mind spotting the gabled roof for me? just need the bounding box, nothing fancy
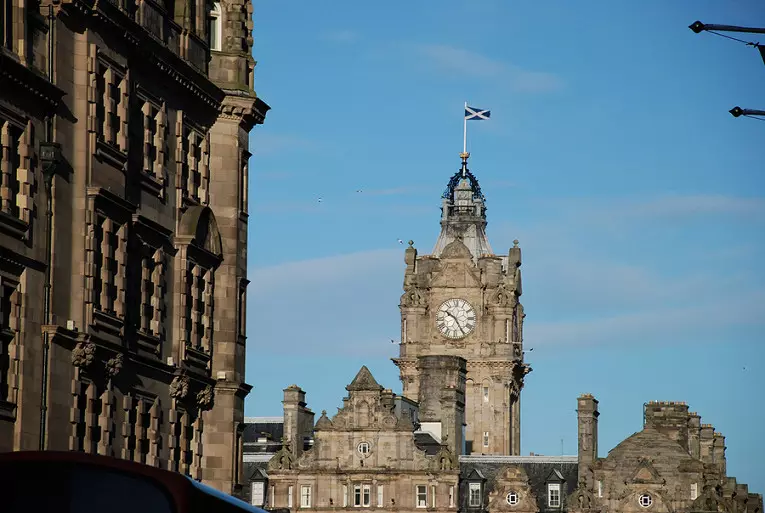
[346,366,383,392]
[545,468,565,482]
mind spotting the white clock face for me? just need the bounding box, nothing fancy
[436,298,476,339]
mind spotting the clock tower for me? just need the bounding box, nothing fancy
[393,153,531,456]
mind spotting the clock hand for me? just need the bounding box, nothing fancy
[446,311,465,335]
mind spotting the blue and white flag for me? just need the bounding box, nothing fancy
[465,106,491,121]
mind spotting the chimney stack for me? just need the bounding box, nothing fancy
[577,394,599,486]
[282,384,315,458]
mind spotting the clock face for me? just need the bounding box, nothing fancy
[436,298,476,339]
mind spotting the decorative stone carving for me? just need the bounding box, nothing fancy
[71,342,97,369]
[268,445,295,471]
[169,374,190,400]
[196,384,214,410]
[105,353,124,378]
[401,286,426,308]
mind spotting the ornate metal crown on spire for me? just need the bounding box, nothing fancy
[441,153,485,202]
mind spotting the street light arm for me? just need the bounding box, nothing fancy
[689,21,765,35]
[729,107,765,118]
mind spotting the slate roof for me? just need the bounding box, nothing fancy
[413,431,443,455]
[243,418,284,448]
[459,455,579,513]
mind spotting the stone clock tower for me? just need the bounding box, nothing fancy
[393,153,531,456]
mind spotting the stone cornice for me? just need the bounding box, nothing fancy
[219,93,270,131]
[0,49,66,114]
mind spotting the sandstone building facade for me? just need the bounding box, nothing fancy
[0,0,267,496]
[243,155,762,513]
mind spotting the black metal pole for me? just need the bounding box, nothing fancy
[730,107,765,118]
[39,2,56,451]
[689,21,765,35]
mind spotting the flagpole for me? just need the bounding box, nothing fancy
[463,101,468,154]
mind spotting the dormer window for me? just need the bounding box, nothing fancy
[208,2,222,51]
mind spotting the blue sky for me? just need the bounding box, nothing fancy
[244,0,765,493]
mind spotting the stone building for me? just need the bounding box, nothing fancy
[0,0,267,496]
[242,154,762,513]
[262,367,461,513]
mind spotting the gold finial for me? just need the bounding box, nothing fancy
[460,152,470,161]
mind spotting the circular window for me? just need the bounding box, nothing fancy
[639,494,653,508]
[506,491,519,506]
[357,441,370,455]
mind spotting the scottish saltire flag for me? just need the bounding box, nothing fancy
[465,106,491,120]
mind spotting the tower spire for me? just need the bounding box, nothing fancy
[432,154,493,261]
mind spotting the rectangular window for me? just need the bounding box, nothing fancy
[548,483,561,508]
[449,486,455,508]
[483,386,489,402]
[343,485,348,507]
[251,482,265,506]
[363,485,371,507]
[288,486,294,509]
[597,480,602,498]
[377,485,384,507]
[301,485,312,508]
[483,431,489,447]
[416,485,427,509]
[469,482,482,507]
[354,484,371,507]
[691,483,698,500]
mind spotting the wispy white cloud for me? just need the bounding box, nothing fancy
[248,193,764,359]
[527,289,765,348]
[249,249,403,357]
[618,194,765,219]
[537,194,765,222]
[416,44,564,93]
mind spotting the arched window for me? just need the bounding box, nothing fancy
[208,2,222,51]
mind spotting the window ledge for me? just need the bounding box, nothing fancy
[139,170,165,199]
[0,399,17,422]
[0,210,30,240]
[95,139,128,170]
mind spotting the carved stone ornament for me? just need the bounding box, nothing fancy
[268,446,294,471]
[196,385,214,410]
[169,374,190,400]
[105,353,124,378]
[401,287,425,307]
[436,447,455,471]
[71,342,97,369]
